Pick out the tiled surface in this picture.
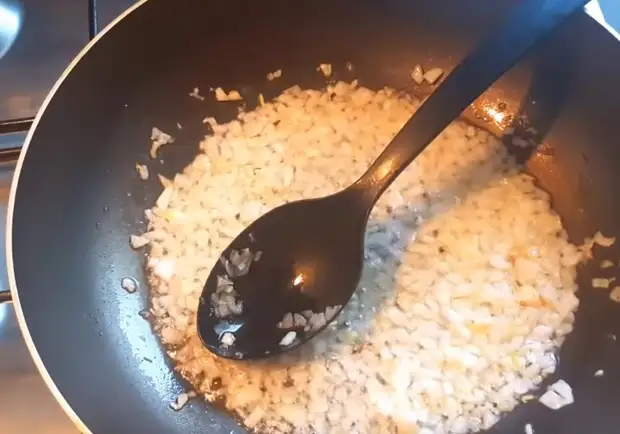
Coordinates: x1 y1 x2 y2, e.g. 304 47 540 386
0 3 617 434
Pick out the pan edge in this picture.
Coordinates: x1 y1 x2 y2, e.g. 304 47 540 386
4 1 150 433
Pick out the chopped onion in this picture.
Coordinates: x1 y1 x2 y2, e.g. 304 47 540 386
278 313 294 329
245 406 266 428
214 87 228 101
150 127 174 158
212 268 244 318
135 164 149 180
594 231 616 247
189 87 205 100
538 390 564 409
153 258 175 281
220 332 236 347
214 87 243 102
228 299 243 315
278 307 339 331
219 256 234 277
521 394 535 403
267 69 282 81
216 275 234 293
594 369 604 377
293 313 307 327
489 254 511 270
580 237 595 259
158 174 172 188
170 393 190 411
550 379 573 400
227 90 242 101
317 63 332 77
525 423 534 434
226 248 254 277
411 65 424 84
156 187 174 210
130 234 150 249
234 248 254 276
161 209 185 223
121 277 138 294
211 290 243 318
539 379 574 410
151 127 173 144
592 277 613 289
308 312 327 332
279 331 297 347
610 286 620 302
423 67 444 84
601 259 615 269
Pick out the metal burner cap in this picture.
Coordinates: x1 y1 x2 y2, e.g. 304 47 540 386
0 0 23 60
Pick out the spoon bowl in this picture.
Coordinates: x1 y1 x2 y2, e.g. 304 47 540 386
197 188 368 359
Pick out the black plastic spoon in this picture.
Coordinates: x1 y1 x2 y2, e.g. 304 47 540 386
197 0 589 360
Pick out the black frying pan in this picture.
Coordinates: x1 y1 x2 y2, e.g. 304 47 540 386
3 0 620 432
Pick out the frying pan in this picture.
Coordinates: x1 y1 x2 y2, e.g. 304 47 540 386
3 0 620 432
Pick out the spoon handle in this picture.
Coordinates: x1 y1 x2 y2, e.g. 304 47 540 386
352 0 589 208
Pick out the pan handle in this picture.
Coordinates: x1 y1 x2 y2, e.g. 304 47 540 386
0 289 11 304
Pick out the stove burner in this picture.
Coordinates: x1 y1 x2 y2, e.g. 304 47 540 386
0 0 22 60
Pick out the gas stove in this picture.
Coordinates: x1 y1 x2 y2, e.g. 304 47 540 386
0 1 617 433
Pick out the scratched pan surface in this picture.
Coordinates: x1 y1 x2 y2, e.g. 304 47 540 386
7 0 620 432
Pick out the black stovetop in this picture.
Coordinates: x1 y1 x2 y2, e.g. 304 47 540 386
0 0 137 156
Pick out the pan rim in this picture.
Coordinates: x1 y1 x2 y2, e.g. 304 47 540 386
4 0 149 432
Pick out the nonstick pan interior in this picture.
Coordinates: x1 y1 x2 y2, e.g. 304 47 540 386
8 0 620 433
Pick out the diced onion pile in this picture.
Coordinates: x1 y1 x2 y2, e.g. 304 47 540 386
134 79 596 433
